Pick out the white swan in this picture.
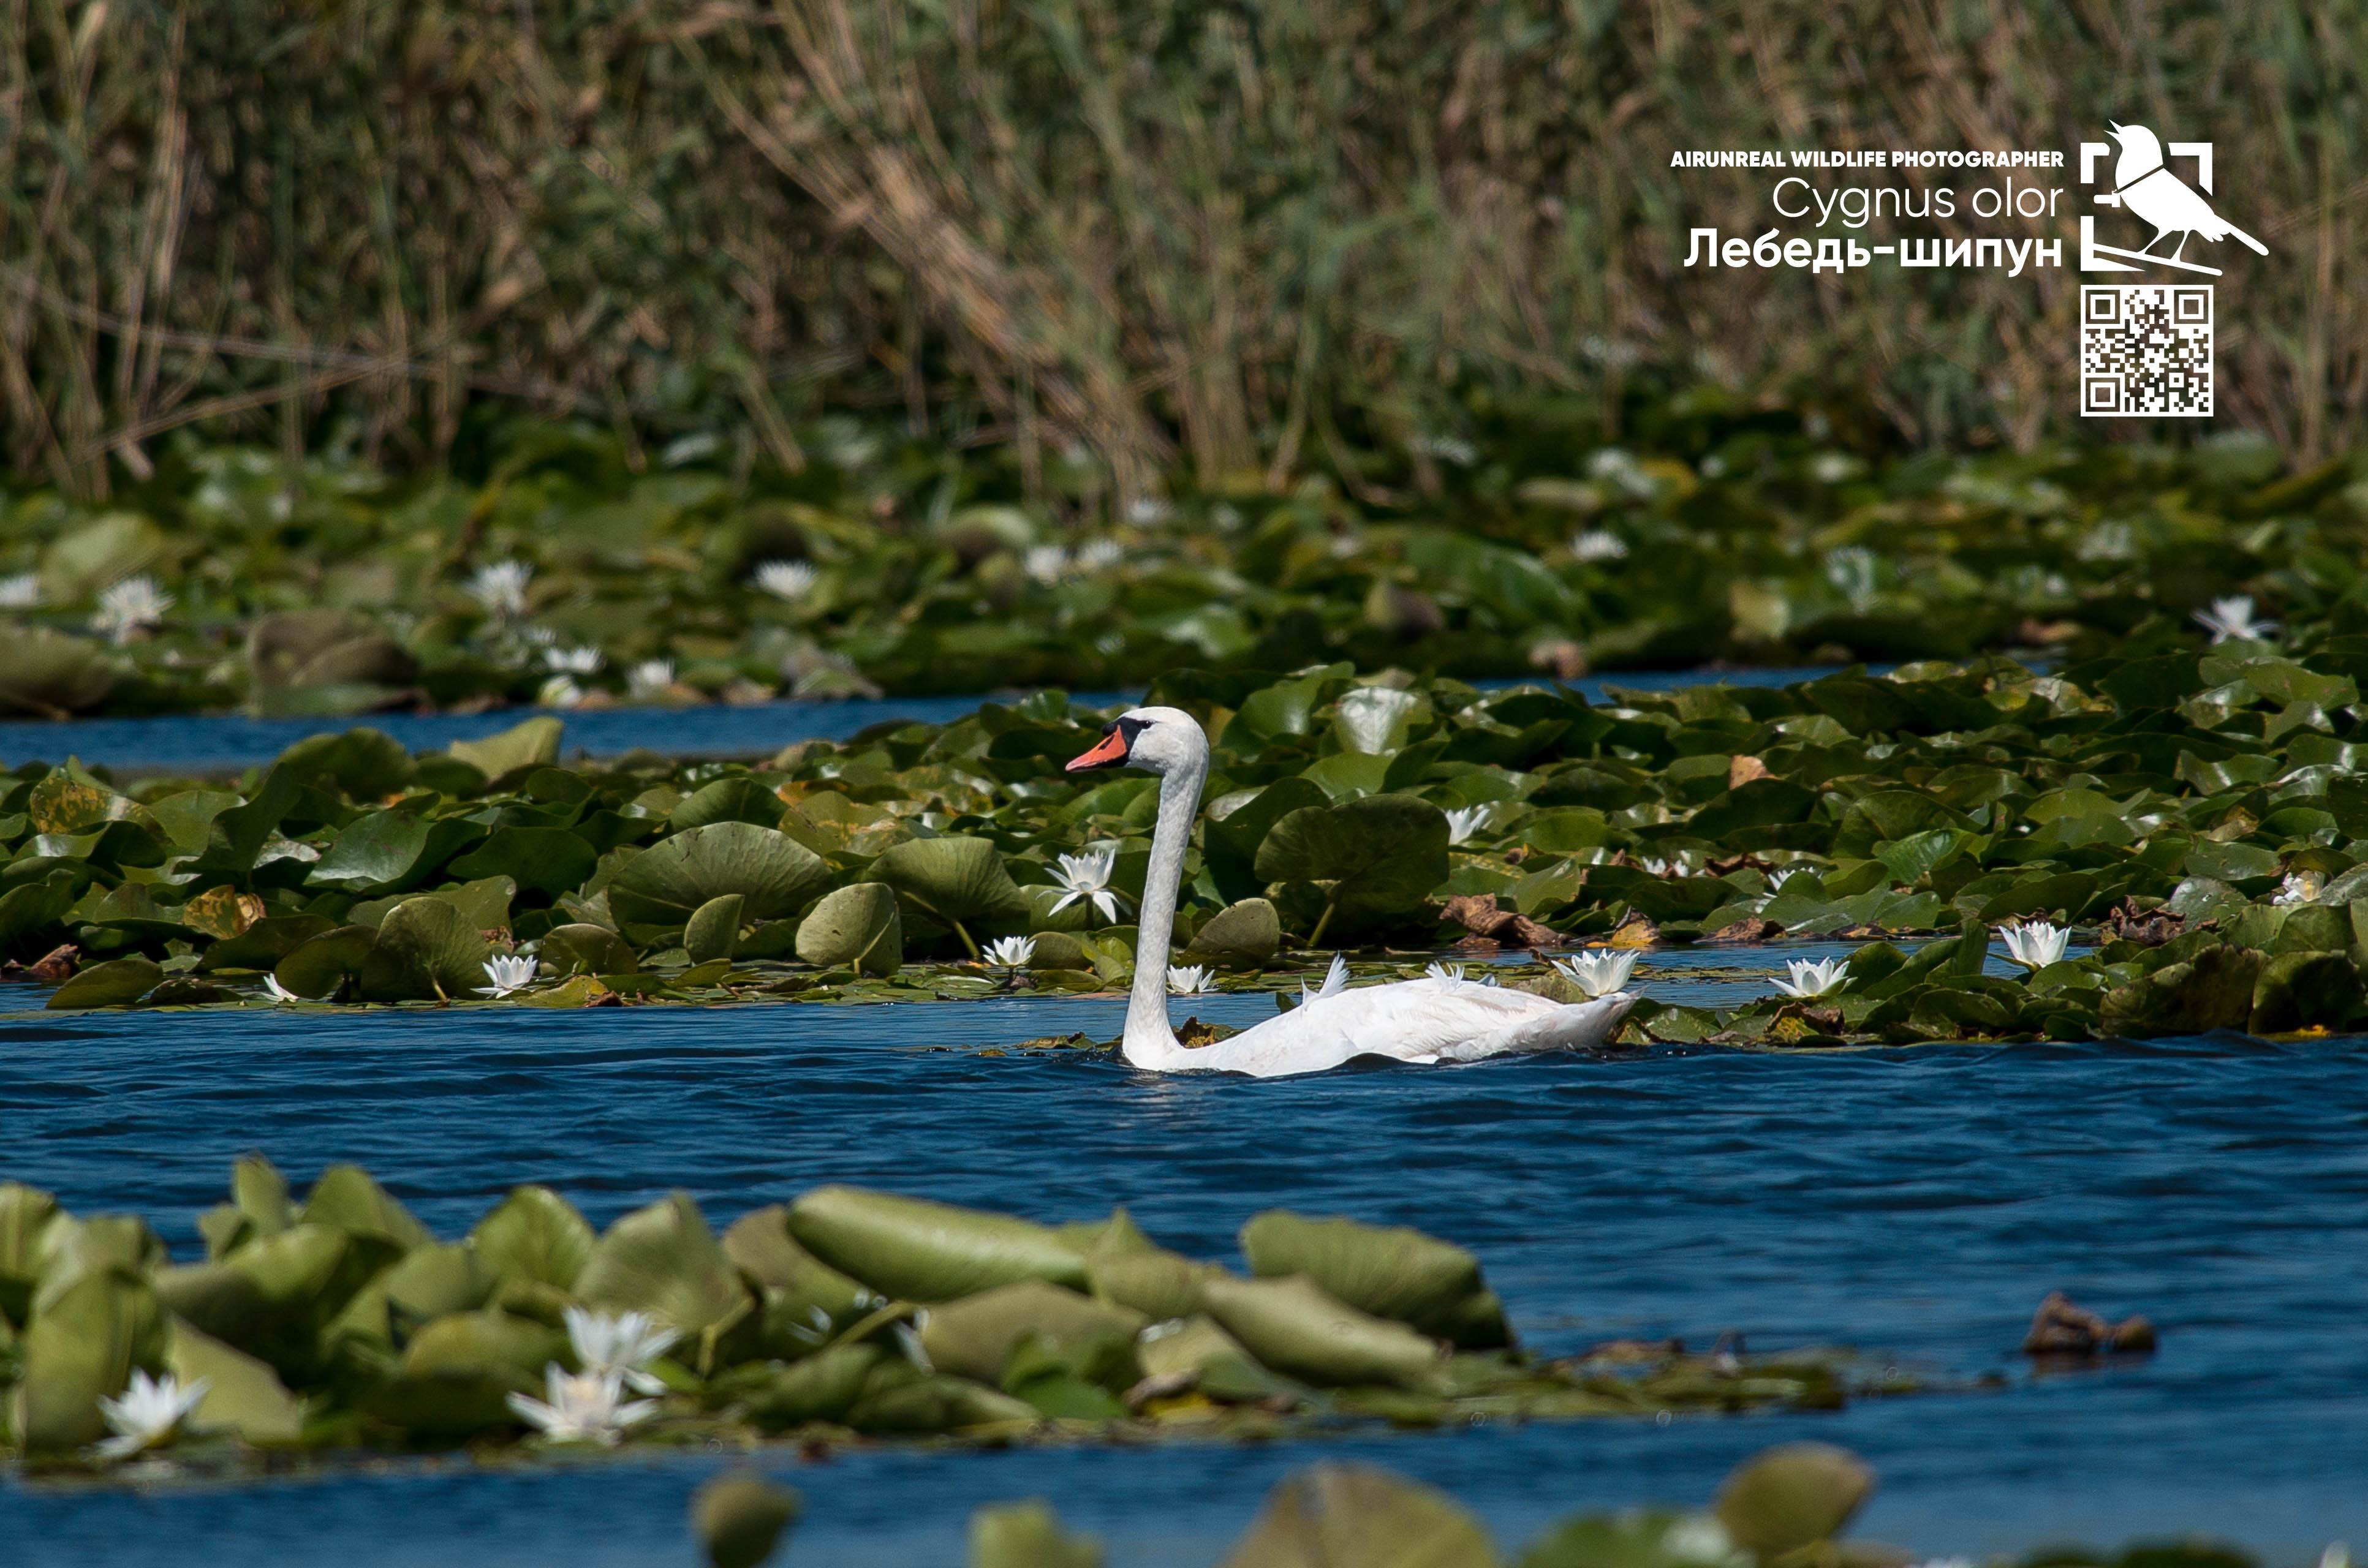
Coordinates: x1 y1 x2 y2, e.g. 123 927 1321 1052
1065 706 1640 1077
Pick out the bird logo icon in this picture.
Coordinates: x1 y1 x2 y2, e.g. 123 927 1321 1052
2092 122 2266 270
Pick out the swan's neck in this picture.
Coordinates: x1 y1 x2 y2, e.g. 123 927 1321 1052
1122 747 1206 1068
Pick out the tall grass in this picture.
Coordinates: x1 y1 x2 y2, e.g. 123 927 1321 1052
4 0 2363 502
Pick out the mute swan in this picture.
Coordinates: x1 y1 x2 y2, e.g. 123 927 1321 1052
1065 706 1640 1077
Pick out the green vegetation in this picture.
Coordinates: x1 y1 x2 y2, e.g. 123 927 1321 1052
9 626 2368 1044
2 420 2367 719
0 1166 1897 1463
8 2 2360 503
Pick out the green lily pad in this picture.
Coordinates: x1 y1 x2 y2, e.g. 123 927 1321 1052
448 827 600 897
1712 1441 1874 1558
165 1314 308 1444
608 821 833 930
445 717 565 782
786 1186 1088 1302
684 893 745 965
1221 1463 1494 1568
970 1501 1103 1568
577 1193 751 1346
15 1264 169 1450
694 1473 803 1568
1200 1273 1445 1391
793 882 902 975
1239 1212 1508 1349
0 625 116 717
871 837 1031 932
539 923 640 976
45 955 163 1009
357 897 491 1003
1255 794 1450 932
1181 897 1282 968
471 1186 596 1292
274 924 378 1000
917 1280 1145 1387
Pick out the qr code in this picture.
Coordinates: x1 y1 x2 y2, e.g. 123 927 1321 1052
2081 285 2212 417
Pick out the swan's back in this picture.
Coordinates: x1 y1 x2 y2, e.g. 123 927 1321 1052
1162 974 1635 1079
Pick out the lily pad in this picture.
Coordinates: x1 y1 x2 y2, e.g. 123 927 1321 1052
1255 794 1451 936
608 821 833 930
871 837 1031 934
45 955 162 1009
793 882 902 975
274 925 378 1000
1200 1273 1446 1391
1239 1212 1508 1348
1712 1442 1874 1558
694 1473 803 1568
357 897 491 1002
471 1186 596 1291
539 923 640 977
785 1186 1089 1301
684 894 746 965
1181 898 1283 968
445 717 565 782
1220 1463 1494 1568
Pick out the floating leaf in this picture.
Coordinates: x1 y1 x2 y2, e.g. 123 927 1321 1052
1240 1212 1508 1348
918 1281 1144 1386
448 827 600 897
0 625 115 717
471 1186 596 1291
793 883 902 975
1200 1274 1445 1390
1712 1442 1874 1558
685 893 746 965
45 955 162 1009
1255 794 1451 932
694 1473 802 1568
357 897 491 1003
539 923 640 976
1219 1464 1494 1568
577 1193 751 1342
445 716 565 781
609 822 833 929
871 837 1031 930
15 1264 168 1451
970 1501 1105 1568
274 924 377 1000
1181 898 1282 967
166 1315 306 1444
786 1186 1088 1301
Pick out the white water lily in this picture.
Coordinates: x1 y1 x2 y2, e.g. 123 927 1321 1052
1999 919 2070 970
2194 595 2276 644
1299 954 1350 1003
1167 963 1215 995
626 658 677 701
536 674 586 709
1772 956 1848 998
1443 805 1491 846
475 954 537 998
1570 529 1628 563
752 559 818 601
543 645 602 675
1824 546 1879 611
1766 867 1804 891
1336 685 1421 753
564 1306 678 1396
92 576 173 645
1551 949 1639 998
1023 545 1069 584
1076 538 1125 573
984 935 1037 970
261 974 300 1005
1124 496 1172 527
1048 843 1129 922
1093 631 1125 657
466 560 533 619
1425 961 1468 985
93 1370 209 1460
506 1366 657 1446
0 571 40 608
2274 870 2323 907
2077 521 2136 562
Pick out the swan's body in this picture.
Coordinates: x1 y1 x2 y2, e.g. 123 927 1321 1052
1066 706 1638 1078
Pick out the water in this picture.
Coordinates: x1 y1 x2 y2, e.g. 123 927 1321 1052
4 982 2363 1566
0 665 1853 775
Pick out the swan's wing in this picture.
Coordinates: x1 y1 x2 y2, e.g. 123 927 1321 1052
1424 992 1640 1062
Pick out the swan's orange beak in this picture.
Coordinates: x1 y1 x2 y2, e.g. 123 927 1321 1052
1067 727 1132 772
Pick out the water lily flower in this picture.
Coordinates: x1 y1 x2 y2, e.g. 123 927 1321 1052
92 576 173 645
1167 964 1215 995
536 674 586 709
1076 538 1125 573
1766 867 1804 891
2077 521 2136 562
564 1306 678 1395
1023 545 1069 584
506 1366 657 1446
751 560 818 601
466 561 533 619
984 935 1036 970
1048 843 1129 922
543 645 603 675
2194 595 2276 643
1999 920 2070 970
626 658 677 701
475 954 537 998
1772 956 1848 998
2274 871 2323 907
0 571 39 608
1551 949 1639 998
1124 496 1172 526
1093 631 1125 657
1425 961 1468 985
1570 529 1628 563
1443 806 1491 846
93 1370 209 1460
1824 546 1879 611
260 975 300 1005
1300 954 1350 1003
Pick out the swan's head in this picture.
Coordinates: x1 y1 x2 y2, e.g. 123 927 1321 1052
1066 704 1206 777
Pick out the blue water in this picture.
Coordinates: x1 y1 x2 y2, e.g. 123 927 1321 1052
0 665 1854 775
4 979 2363 1566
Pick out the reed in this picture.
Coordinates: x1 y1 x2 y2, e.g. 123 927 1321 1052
3 0 2362 500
